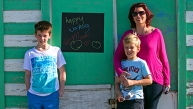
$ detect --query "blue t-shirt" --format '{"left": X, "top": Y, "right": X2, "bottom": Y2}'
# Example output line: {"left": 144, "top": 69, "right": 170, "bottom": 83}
{"left": 120, "top": 58, "right": 151, "bottom": 100}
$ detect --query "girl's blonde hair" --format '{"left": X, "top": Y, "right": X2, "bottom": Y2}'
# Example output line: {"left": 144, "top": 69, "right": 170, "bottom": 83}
{"left": 123, "top": 33, "right": 141, "bottom": 48}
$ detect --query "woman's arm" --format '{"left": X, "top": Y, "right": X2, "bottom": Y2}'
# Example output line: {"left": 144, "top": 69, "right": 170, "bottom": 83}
{"left": 114, "top": 31, "right": 131, "bottom": 77}
{"left": 114, "top": 38, "right": 125, "bottom": 77}
{"left": 157, "top": 29, "right": 170, "bottom": 86}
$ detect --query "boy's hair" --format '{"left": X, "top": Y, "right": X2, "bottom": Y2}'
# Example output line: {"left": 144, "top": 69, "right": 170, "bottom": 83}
{"left": 34, "top": 21, "right": 52, "bottom": 34}
{"left": 123, "top": 33, "right": 141, "bottom": 48}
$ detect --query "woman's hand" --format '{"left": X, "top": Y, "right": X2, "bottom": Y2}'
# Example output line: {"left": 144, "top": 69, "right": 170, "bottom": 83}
{"left": 164, "top": 85, "right": 170, "bottom": 94}
{"left": 120, "top": 71, "right": 131, "bottom": 87}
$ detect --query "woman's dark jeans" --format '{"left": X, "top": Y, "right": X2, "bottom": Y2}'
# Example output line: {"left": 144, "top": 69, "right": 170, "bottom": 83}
{"left": 143, "top": 81, "right": 163, "bottom": 109}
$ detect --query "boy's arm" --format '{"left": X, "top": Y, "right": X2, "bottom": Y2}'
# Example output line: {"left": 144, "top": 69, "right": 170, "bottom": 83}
{"left": 125, "top": 75, "right": 152, "bottom": 87}
{"left": 25, "top": 70, "right": 31, "bottom": 91}
{"left": 115, "top": 76, "right": 122, "bottom": 95}
{"left": 134, "top": 75, "right": 152, "bottom": 85}
{"left": 58, "top": 65, "right": 66, "bottom": 97}
{"left": 115, "top": 76, "right": 124, "bottom": 102}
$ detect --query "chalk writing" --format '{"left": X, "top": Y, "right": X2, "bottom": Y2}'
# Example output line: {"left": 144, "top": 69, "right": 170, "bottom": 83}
{"left": 84, "top": 40, "right": 90, "bottom": 46}
{"left": 69, "top": 23, "right": 90, "bottom": 33}
{"left": 64, "top": 32, "right": 90, "bottom": 46}
{"left": 65, "top": 17, "right": 84, "bottom": 25}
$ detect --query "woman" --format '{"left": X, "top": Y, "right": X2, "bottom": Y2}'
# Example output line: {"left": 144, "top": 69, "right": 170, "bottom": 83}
{"left": 114, "top": 3, "right": 170, "bottom": 109}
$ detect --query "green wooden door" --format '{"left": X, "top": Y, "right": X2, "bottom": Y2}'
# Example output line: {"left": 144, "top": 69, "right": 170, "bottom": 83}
{"left": 52, "top": 0, "right": 114, "bottom": 85}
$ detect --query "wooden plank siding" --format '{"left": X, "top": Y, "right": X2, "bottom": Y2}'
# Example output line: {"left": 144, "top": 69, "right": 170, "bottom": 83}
{"left": 186, "top": 35, "right": 193, "bottom": 46}
{"left": 4, "top": 47, "right": 31, "bottom": 59}
{"left": 186, "top": 0, "right": 193, "bottom": 108}
{"left": 4, "top": 23, "right": 35, "bottom": 35}
{"left": 3, "top": 0, "right": 40, "bottom": 11}
{"left": 4, "top": 11, "right": 41, "bottom": 23}
{"left": 3, "top": 0, "right": 41, "bottom": 108}
{"left": 177, "top": 0, "right": 186, "bottom": 108}
{"left": 4, "top": 84, "right": 111, "bottom": 109}
{"left": 0, "top": 0, "right": 5, "bottom": 108}
{"left": 4, "top": 35, "right": 37, "bottom": 47}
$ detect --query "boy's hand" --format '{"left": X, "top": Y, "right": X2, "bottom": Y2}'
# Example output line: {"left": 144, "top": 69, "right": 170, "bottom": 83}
{"left": 58, "top": 88, "right": 64, "bottom": 97}
{"left": 122, "top": 79, "right": 135, "bottom": 87}
{"left": 117, "top": 93, "right": 124, "bottom": 102}
{"left": 120, "top": 71, "right": 131, "bottom": 86}
{"left": 126, "top": 79, "right": 135, "bottom": 87}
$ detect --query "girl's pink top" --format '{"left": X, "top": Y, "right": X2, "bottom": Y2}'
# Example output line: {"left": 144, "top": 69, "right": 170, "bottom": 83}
{"left": 114, "top": 28, "right": 170, "bottom": 86}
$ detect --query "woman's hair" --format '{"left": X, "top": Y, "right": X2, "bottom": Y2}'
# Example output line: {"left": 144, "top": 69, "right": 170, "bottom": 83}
{"left": 128, "top": 3, "right": 154, "bottom": 28}
{"left": 34, "top": 21, "right": 52, "bottom": 35}
{"left": 123, "top": 33, "right": 141, "bottom": 49}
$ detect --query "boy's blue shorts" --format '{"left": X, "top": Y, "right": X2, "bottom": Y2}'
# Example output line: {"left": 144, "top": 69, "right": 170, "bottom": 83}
{"left": 27, "top": 91, "right": 59, "bottom": 109}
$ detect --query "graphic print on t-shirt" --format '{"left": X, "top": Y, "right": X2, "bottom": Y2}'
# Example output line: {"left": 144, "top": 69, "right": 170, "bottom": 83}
{"left": 122, "top": 66, "right": 139, "bottom": 91}
{"left": 31, "top": 56, "right": 57, "bottom": 93}
{"left": 120, "top": 58, "right": 151, "bottom": 100}
{"left": 121, "top": 65, "right": 141, "bottom": 100}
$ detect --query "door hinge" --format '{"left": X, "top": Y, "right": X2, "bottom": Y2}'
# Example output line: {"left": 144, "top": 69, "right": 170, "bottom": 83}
{"left": 108, "top": 99, "right": 116, "bottom": 105}
{"left": 108, "top": 99, "right": 116, "bottom": 109}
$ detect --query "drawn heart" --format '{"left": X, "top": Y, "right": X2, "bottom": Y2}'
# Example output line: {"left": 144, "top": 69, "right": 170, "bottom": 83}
{"left": 70, "top": 40, "right": 82, "bottom": 50}
{"left": 84, "top": 40, "right": 90, "bottom": 46}
{"left": 92, "top": 41, "right": 101, "bottom": 49}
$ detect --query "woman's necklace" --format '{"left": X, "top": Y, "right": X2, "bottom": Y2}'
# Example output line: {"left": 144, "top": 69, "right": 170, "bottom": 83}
{"left": 133, "top": 28, "right": 148, "bottom": 37}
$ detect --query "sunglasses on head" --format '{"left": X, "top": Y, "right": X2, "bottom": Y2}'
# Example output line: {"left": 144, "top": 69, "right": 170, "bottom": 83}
{"left": 132, "top": 11, "right": 146, "bottom": 17}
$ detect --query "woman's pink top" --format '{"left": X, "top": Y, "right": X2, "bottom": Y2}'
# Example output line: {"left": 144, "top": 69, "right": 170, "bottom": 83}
{"left": 114, "top": 28, "right": 170, "bottom": 86}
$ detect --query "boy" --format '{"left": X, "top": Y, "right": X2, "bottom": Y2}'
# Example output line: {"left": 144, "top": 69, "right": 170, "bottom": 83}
{"left": 115, "top": 33, "right": 152, "bottom": 109}
{"left": 23, "top": 21, "right": 66, "bottom": 109}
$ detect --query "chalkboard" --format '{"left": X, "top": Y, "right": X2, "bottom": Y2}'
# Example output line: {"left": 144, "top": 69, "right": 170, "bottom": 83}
{"left": 61, "top": 13, "right": 104, "bottom": 52}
